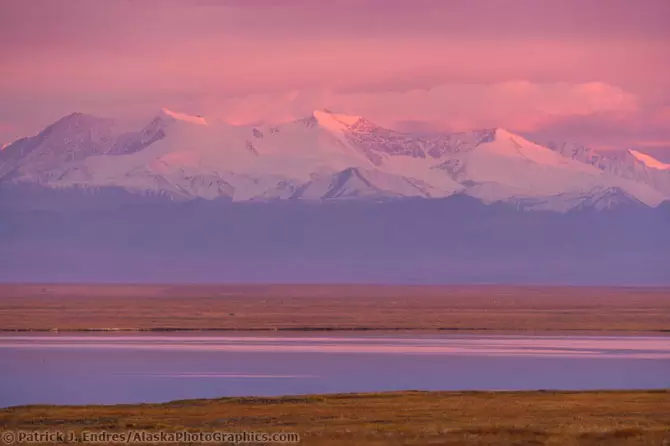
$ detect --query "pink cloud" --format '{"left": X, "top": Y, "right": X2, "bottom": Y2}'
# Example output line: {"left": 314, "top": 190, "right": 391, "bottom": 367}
{"left": 201, "top": 82, "right": 638, "bottom": 133}
{"left": 1, "top": 0, "right": 668, "bottom": 97}
{"left": 0, "top": 0, "right": 668, "bottom": 151}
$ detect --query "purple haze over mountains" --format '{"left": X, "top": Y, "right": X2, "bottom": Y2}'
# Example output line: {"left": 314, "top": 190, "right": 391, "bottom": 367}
{"left": 1, "top": 184, "right": 668, "bottom": 285}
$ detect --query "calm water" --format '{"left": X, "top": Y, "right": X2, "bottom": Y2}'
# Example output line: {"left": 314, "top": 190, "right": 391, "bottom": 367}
{"left": 1, "top": 333, "right": 669, "bottom": 407}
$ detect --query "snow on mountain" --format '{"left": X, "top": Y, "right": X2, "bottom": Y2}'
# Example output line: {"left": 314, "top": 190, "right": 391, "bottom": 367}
{"left": 432, "top": 129, "right": 665, "bottom": 210}
{"left": 546, "top": 141, "right": 670, "bottom": 196}
{"left": 161, "top": 108, "right": 208, "bottom": 126}
{"left": 246, "top": 111, "right": 376, "bottom": 178}
{"left": 501, "top": 186, "right": 650, "bottom": 213}
{"left": 340, "top": 118, "right": 493, "bottom": 165}
{"left": 438, "top": 128, "right": 597, "bottom": 194}
{"left": 108, "top": 115, "right": 170, "bottom": 156}
{"left": 293, "top": 167, "right": 449, "bottom": 201}
{"left": 0, "top": 112, "right": 118, "bottom": 181}
{"left": 629, "top": 149, "right": 670, "bottom": 170}
{"left": 2, "top": 109, "right": 668, "bottom": 211}
{"left": 312, "top": 110, "right": 361, "bottom": 132}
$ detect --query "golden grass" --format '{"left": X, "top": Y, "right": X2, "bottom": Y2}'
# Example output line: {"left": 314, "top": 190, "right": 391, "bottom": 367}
{"left": 0, "top": 284, "right": 669, "bottom": 333}
{"left": 1, "top": 390, "right": 669, "bottom": 445}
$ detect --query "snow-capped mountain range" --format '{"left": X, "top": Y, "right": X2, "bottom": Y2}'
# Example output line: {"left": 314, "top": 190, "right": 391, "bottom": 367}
{"left": 2, "top": 108, "right": 669, "bottom": 212}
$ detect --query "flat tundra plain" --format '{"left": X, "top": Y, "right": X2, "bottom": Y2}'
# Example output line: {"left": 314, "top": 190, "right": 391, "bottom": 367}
{"left": 2, "top": 391, "right": 670, "bottom": 445}
{"left": 0, "top": 284, "right": 668, "bottom": 333}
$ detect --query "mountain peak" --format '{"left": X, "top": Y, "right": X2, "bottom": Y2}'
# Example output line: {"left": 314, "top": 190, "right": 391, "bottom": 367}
{"left": 491, "top": 128, "right": 531, "bottom": 142}
{"left": 490, "top": 128, "right": 556, "bottom": 150}
{"left": 312, "top": 110, "right": 362, "bottom": 131}
{"left": 51, "top": 112, "right": 110, "bottom": 127}
{"left": 64, "top": 111, "right": 86, "bottom": 118}
{"left": 493, "top": 128, "right": 516, "bottom": 138}
{"left": 629, "top": 149, "right": 670, "bottom": 171}
{"left": 39, "top": 113, "right": 116, "bottom": 141}
{"left": 160, "top": 108, "right": 208, "bottom": 126}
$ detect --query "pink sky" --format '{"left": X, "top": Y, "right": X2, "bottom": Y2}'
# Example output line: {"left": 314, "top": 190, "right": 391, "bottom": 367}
{"left": 1, "top": 0, "right": 669, "bottom": 157}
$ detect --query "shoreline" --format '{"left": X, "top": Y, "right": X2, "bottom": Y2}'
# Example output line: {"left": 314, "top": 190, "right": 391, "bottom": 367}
{"left": 3, "top": 388, "right": 670, "bottom": 409}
